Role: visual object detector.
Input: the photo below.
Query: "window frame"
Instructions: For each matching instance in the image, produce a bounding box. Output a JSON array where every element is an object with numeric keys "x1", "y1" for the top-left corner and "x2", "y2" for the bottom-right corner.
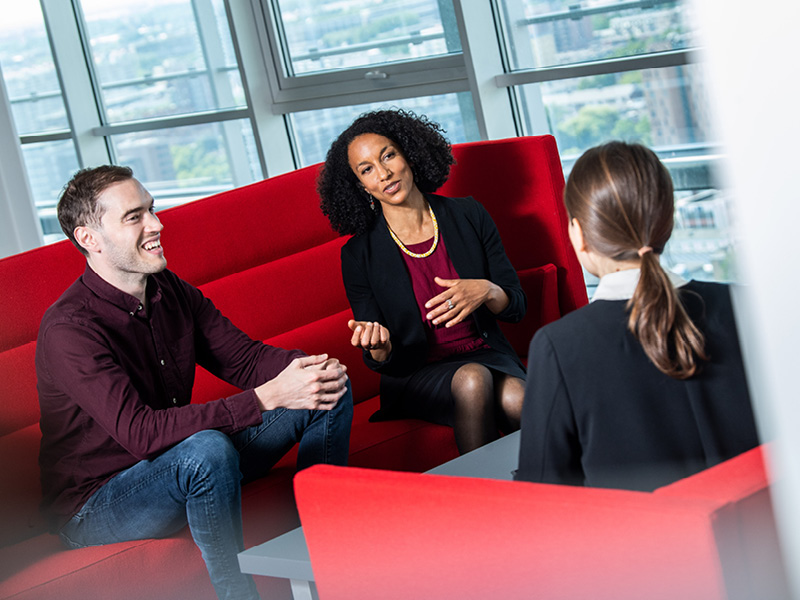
[{"x1": 251, "y1": 0, "x2": 472, "y2": 114}]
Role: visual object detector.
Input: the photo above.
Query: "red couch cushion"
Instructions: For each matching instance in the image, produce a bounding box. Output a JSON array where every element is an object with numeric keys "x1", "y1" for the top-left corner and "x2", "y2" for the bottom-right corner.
[
  {"x1": 0, "y1": 424, "x2": 45, "y2": 547},
  {"x1": 296, "y1": 465, "x2": 728, "y2": 600}
]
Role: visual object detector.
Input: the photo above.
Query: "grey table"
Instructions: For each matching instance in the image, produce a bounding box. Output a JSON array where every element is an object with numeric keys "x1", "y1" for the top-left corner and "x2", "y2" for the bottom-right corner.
[{"x1": 238, "y1": 430, "x2": 521, "y2": 600}]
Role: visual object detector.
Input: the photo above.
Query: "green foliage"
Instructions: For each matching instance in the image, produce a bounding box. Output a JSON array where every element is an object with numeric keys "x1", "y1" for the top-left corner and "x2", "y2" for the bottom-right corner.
[
  {"x1": 619, "y1": 71, "x2": 643, "y2": 85},
  {"x1": 321, "y1": 12, "x2": 421, "y2": 49},
  {"x1": 557, "y1": 104, "x2": 651, "y2": 154},
  {"x1": 170, "y1": 139, "x2": 231, "y2": 188},
  {"x1": 578, "y1": 73, "x2": 617, "y2": 90}
]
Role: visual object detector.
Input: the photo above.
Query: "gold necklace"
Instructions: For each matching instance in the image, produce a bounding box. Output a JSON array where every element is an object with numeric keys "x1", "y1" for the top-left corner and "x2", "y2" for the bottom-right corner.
[{"x1": 387, "y1": 204, "x2": 439, "y2": 259}]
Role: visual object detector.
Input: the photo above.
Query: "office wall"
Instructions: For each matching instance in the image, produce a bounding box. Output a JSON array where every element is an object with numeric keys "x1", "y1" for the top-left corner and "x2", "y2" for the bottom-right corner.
[{"x1": 697, "y1": 1, "x2": 800, "y2": 596}]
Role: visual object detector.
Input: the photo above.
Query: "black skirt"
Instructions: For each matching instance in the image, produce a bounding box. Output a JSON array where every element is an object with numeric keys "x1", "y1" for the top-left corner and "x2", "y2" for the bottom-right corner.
[{"x1": 371, "y1": 347, "x2": 526, "y2": 426}]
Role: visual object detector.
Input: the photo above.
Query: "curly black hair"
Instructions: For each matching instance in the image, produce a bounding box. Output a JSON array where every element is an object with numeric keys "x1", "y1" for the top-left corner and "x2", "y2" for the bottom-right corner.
[{"x1": 317, "y1": 108, "x2": 455, "y2": 236}]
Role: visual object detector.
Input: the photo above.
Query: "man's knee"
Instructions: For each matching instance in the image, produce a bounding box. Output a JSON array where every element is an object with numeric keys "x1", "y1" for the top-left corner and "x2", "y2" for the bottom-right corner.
[
  {"x1": 180, "y1": 430, "x2": 239, "y2": 478},
  {"x1": 335, "y1": 380, "x2": 354, "y2": 416}
]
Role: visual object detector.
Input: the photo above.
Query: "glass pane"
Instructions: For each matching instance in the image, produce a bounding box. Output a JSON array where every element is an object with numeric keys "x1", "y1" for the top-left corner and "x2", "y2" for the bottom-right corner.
[
  {"x1": 288, "y1": 92, "x2": 478, "y2": 167},
  {"x1": 110, "y1": 119, "x2": 263, "y2": 207},
  {"x1": 0, "y1": 3, "x2": 70, "y2": 135},
  {"x1": 522, "y1": 64, "x2": 711, "y2": 161},
  {"x1": 79, "y1": 0, "x2": 246, "y2": 122},
  {"x1": 667, "y1": 186, "x2": 736, "y2": 283},
  {"x1": 519, "y1": 63, "x2": 731, "y2": 285},
  {"x1": 20, "y1": 140, "x2": 81, "y2": 243},
  {"x1": 497, "y1": 0, "x2": 697, "y2": 70},
  {"x1": 273, "y1": 0, "x2": 462, "y2": 76}
]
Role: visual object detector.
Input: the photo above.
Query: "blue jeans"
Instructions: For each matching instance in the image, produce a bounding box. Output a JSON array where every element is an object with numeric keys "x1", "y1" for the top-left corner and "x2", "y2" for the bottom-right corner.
[{"x1": 59, "y1": 385, "x2": 352, "y2": 600}]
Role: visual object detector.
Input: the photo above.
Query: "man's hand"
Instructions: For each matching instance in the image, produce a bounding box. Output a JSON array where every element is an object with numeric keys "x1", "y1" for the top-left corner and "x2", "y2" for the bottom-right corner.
[{"x1": 254, "y1": 354, "x2": 348, "y2": 412}]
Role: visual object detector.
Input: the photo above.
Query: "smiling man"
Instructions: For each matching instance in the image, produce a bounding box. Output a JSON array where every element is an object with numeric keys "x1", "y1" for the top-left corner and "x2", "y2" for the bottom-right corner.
[{"x1": 35, "y1": 166, "x2": 353, "y2": 600}]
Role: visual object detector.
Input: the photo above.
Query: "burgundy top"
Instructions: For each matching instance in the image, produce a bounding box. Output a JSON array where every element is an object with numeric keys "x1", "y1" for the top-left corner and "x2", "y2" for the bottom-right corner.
[
  {"x1": 398, "y1": 234, "x2": 489, "y2": 363},
  {"x1": 36, "y1": 265, "x2": 304, "y2": 528}
]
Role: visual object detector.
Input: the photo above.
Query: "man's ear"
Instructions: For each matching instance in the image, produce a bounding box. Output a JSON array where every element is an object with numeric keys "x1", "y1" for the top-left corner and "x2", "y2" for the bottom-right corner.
[{"x1": 74, "y1": 225, "x2": 100, "y2": 255}]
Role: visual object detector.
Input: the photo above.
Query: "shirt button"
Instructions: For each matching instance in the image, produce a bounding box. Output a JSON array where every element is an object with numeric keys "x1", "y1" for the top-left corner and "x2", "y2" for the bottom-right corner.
[
  {"x1": 160, "y1": 359, "x2": 166, "y2": 366},
  {"x1": 172, "y1": 398, "x2": 177, "y2": 405},
  {"x1": 137, "y1": 304, "x2": 143, "y2": 312}
]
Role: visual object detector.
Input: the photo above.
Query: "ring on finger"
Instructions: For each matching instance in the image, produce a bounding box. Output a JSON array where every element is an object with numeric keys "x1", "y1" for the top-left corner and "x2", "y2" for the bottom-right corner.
[{"x1": 446, "y1": 299, "x2": 454, "y2": 310}]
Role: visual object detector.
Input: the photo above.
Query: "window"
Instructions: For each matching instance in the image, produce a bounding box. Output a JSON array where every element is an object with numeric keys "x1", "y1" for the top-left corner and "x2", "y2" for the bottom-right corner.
[
  {"x1": 78, "y1": 0, "x2": 262, "y2": 190},
  {"x1": 498, "y1": 0, "x2": 698, "y2": 70},
  {"x1": 0, "y1": 0, "x2": 733, "y2": 274},
  {"x1": 0, "y1": 0, "x2": 263, "y2": 243},
  {"x1": 493, "y1": 0, "x2": 731, "y2": 285},
  {"x1": 289, "y1": 92, "x2": 477, "y2": 166},
  {"x1": 0, "y1": 3, "x2": 79, "y2": 242},
  {"x1": 257, "y1": 0, "x2": 480, "y2": 160},
  {"x1": 273, "y1": 0, "x2": 462, "y2": 76}
]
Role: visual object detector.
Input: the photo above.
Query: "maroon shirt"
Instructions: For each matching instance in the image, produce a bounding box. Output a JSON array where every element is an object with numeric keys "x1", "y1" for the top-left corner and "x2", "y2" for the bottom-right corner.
[
  {"x1": 36, "y1": 265, "x2": 304, "y2": 528},
  {"x1": 399, "y1": 234, "x2": 488, "y2": 363}
]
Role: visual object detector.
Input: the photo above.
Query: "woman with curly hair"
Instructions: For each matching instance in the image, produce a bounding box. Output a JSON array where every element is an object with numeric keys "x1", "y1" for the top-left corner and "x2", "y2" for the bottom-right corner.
[
  {"x1": 318, "y1": 109, "x2": 526, "y2": 454},
  {"x1": 516, "y1": 141, "x2": 759, "y2": 491}
]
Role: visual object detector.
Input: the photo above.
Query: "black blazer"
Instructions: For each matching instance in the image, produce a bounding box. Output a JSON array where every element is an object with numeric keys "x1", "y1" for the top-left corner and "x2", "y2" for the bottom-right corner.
[
  {"x1": 341, "y1": 194, "x2": 526, "y2": 381},
  {"x1": 516, "y1": 280, "x2": 759, "y2": 491}
]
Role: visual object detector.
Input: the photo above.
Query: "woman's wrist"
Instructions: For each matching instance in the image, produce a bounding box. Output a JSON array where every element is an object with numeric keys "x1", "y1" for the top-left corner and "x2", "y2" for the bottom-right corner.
[
  {"x1": 368, "y1": 341, "x2": 392, "y2": 363},
  {"x1": 484, "y1": 281, "x2": 510, "y2": 314}
]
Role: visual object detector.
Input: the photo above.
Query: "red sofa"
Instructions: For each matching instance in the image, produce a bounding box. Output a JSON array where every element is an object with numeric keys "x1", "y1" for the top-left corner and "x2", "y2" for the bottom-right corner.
[
  {"x1": 0, "y1": 135, "x2": 587, "y2": 599},
  {"x1": 296, "y1": 446, "x2": 790, "y2": 600}
]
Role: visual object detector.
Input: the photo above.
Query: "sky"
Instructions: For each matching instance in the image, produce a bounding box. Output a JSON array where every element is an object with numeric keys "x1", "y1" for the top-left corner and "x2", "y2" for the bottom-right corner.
[{"x1": 0, "y1": 0, "x2": 184, "y2": 34}]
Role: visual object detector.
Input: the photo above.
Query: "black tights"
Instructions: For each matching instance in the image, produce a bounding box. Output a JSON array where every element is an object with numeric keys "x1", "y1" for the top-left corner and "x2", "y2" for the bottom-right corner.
[{"x1": 450, "y1": 363, "x2": 524, "y2": 454}]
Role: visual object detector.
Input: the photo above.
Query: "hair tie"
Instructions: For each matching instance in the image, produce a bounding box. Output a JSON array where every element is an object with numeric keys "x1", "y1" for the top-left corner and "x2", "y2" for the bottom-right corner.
[{"x1": 638, "y1": 246, "x2": 654, "y2": 258}]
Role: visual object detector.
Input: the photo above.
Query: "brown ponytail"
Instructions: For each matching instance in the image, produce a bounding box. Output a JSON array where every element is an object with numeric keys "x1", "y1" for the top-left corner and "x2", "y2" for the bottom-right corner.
[{"x1": 565, "y1": 142, "x2": 707, "y2": 379}]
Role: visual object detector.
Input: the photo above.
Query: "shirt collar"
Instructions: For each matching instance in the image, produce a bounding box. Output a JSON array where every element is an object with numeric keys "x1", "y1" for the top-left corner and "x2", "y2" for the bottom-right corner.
[
  {"x1": 591, "y1": 267, "x2": 688, "y2": 302},
  {"x1": 81, "y1": 263, "x2": 163, "y2": 315}
]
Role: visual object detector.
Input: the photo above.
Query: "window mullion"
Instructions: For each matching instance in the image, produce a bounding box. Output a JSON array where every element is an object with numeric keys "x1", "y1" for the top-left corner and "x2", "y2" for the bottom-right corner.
[
  {"x1": 0, "y1": 73, "x2": 43, "y2": 256},
  {"x1": 193, "y1": 0, "x2": 256, "y2": 188},
  {"x1": 40, "y1": 0, "x2": 111, "y2": 168},
  {"x1": 231, "y1": 0, "x2": 297, "y2": 175},
  {"x1": 452, "y1": 0, "x2": 519, "y2": 139}
]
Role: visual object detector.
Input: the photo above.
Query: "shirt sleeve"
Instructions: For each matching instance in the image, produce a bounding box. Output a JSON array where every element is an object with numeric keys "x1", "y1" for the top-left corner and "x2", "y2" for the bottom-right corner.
[
  {"x1": 184, "y1": 277, "x2": 305, "y2": 391},
  {"x1": 516, "y1": 327, "x2": 584, "y2": 485},
  {"x1": 38, "y1": 319, "x2": 264, "y2": 461}
]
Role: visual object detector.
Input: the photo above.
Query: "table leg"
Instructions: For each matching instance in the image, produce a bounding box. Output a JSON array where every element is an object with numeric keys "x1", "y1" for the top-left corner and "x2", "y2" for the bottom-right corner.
[{"x1": 290, "y1": 579, "x2": 318, "y2": 600}]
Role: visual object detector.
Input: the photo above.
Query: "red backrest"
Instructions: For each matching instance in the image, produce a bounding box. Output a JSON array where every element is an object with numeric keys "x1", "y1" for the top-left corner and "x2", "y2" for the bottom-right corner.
[{"x1": 295, "y1": 446, "x2": 784, "y2": 600}]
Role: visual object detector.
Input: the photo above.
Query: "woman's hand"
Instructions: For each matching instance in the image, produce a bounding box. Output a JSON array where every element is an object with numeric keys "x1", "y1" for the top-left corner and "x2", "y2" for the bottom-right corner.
[
  {"x1": 348, "y1": 319, "x2": 392, "y2": 362},
  {"x1": 425, "y1": 276, "x2": 510, "y2": 327}
]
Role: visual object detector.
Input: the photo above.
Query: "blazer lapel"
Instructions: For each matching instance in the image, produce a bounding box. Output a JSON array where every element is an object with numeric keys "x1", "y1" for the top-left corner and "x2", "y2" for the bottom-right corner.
[{"x1": 368, "y1": 213, "x2": 426, "y2": 346}]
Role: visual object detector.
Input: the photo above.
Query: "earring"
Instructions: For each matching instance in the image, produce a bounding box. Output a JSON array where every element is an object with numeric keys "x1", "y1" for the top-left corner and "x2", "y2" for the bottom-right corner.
[{"x1": 367, "y1": 194, "x2": 376, "y2": 212}]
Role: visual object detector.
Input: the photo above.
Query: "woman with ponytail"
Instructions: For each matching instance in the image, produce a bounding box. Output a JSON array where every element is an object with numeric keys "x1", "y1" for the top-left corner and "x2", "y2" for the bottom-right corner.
[{"x1": 516, "y1": 141, "x2": 759, "y2": 491}]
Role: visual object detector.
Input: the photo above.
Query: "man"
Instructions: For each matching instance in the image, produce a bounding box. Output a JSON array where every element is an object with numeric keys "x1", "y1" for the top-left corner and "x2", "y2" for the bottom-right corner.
[{"x1": 36, "y1": 165, "x2": 353, "y2": 599}]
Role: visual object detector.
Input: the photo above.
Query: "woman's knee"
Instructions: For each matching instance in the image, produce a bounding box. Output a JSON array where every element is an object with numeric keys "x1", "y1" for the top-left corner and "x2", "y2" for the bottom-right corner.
[
  {"x1": 451, "y1": 363, "x2": 493, "y2": 403},
  {"x1": 496, "y1": 376, "x2": 525, "y2": 431}
]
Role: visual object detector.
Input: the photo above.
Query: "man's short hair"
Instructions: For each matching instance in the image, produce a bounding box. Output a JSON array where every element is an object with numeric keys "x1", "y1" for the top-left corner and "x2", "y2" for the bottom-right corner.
[{"x1": 58, "y1": 165, "x2": 134, "y2": 255}]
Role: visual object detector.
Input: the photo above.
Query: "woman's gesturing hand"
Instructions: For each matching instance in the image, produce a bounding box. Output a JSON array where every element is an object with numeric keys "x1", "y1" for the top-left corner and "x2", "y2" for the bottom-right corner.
[
  {"x1": 425, "y1": 276, "x2": 510, "y2": 328},
  {"x1": 348, "y1": 319, "x2": 392, "y2": 362}
]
